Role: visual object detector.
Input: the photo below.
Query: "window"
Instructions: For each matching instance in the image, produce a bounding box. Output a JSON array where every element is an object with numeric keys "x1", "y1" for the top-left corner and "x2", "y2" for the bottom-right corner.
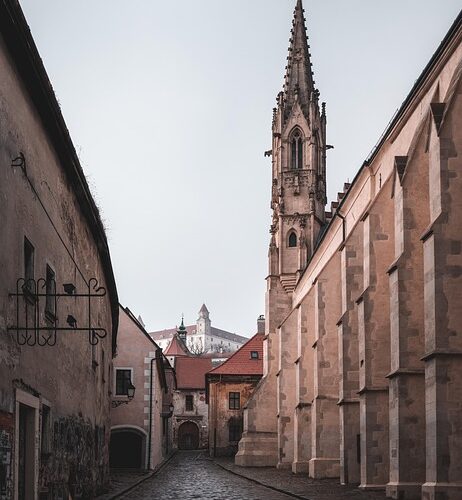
[
  {"x1": 115, "y1": 369, "x2": 132, "y2": 396},
  {"x1": 229, "y1": 392, "x2": 240, "y2": 410},
  {"x1": 185, "y1": 395, "x2": 194, "y2": 411},
  {"x1": 45, "y1": 265, "x2": 56, "y2": 320},
  {"x1": 290, "y1": 129, "x2": 303, "y2": 169},
  {"x1": 250, "y1": 351, "x2": 259, "y2": 359},
  {"x1": 228, "y1": 417, "x2": 243, "y2": 442},
  {"x1": 23, "y1": 237, "x2": 35, "y2": 294},
  {"x1": 288, "y1": 232, "x2": 297, "y2": 248}
]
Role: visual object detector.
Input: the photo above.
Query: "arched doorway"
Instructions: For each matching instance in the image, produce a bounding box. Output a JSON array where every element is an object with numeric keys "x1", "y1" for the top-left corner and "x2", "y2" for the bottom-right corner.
[
  {"x1": 110, "y1": 428, "x2": 146, "y2": 468},
  {"x1": 178, "y1": 421, "x2": 199, "y2": 450}
]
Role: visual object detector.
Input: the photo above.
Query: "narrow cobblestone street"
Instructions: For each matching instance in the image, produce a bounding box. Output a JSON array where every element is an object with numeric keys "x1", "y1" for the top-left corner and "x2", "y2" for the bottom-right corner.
[
  {"x1": 119, "y1": 451, "x2": 293, "y2": 500},
  {"x1": 116, "y1": 451, "x2": 387, "y2": 500}
]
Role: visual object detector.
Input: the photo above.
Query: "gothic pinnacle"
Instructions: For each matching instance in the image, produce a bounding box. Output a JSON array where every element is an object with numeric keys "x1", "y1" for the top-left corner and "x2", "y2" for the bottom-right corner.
[{"x1": 281, "y1": 0, "x2": 317, "y2": 120}]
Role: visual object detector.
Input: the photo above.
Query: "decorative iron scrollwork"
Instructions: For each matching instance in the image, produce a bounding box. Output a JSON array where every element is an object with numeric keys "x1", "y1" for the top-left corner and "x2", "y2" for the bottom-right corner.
[{"x1": 8, "y1": 277, "x2": 107, "y2": 347}]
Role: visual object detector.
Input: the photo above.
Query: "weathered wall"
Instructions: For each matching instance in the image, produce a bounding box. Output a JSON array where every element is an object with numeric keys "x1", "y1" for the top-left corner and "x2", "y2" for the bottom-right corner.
[
  {"x1": 208, "y1": 379, "x2": 259, "y2": 457},
  {"x1": 111, "y1": 307, "x2": 173, "y2": 471},
  {"x1": 0, "y1": 23, "x2": 116, "y2": 499},
  {"x1": 172, "y1": 390, "x2": 208, "y2": 450}
]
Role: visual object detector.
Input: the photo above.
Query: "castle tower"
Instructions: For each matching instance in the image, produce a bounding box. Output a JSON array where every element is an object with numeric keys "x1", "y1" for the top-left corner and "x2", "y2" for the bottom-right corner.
[
  {"x1": 196, "y1": 303, "x2": 211, "y2": 336},
  {"x1": 236, "y1": 0, "x2": 327, "y2": 468}
]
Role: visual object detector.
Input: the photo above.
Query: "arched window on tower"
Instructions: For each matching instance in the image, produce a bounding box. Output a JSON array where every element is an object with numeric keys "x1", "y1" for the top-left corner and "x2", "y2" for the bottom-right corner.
[
  {"x1": 290, "y1": 128, "x2": 303, "y2": 169},
  {"x1": 288, "y1": 231, "x2": 297, "y2": 248}
]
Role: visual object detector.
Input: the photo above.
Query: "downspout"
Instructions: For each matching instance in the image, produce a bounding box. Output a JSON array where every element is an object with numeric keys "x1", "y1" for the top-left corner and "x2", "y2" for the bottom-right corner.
[{"x1": 147, "y1": 356, "x2": 155, "y2": 470}]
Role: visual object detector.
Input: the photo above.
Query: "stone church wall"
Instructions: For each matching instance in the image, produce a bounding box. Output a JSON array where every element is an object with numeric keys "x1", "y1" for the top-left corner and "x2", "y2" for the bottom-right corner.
[{"x1": 238, "y1": 5, "x2": 462, "y2": 500}]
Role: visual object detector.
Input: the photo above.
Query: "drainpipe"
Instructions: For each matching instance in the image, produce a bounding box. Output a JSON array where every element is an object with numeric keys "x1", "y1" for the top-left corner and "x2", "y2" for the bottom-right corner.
[{"x1": 147, "y1": 356, "x2": 155, "y2": 470}]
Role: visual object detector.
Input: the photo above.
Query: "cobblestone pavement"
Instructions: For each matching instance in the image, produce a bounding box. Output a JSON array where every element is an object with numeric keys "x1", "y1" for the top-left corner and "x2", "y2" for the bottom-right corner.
[
  {"x1": 118, "y1": 451, "x2": 388, "y2": 500},
  {"x1": 119, "y1": 451, "x2": 294, "y2": 500},
  {"x1": 216, "y1": 457, "x2": 387, "y2": 500},
  {"x1": 97, "y1": 469, "x2": 152, "y2": 500}
]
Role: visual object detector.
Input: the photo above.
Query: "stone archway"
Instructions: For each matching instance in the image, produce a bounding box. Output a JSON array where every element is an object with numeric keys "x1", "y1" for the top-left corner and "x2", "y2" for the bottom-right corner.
[
  {"x1": 109, "y1": 427, "x2": 146, "y2": 468},
  {"x1": 178, "y1": 421, "x2": 199, "y2": 450}
]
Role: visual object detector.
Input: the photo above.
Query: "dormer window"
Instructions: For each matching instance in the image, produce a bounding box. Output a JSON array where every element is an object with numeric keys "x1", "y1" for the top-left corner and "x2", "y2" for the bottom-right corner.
[
  {"x1": 288, "y1": 231, "x2": 297, "y2": 248},
  {"x1": 250, "y1": 351, "x2": 259, "y2": 359},
  {"x1": 290, "y1": 128, "x2": 303, "y2": 169}
]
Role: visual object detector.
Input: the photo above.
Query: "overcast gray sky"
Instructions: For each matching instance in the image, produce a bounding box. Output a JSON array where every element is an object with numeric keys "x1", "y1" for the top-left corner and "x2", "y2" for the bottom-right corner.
[{"x1": 20, "y1": 0, "x2": 461, "y2": 337}]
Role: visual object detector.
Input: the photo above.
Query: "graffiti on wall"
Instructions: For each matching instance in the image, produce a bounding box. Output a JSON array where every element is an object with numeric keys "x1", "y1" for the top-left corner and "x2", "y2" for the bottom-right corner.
[{"x1": 0, "y1": 429, "x2": 12, "y2": 500}]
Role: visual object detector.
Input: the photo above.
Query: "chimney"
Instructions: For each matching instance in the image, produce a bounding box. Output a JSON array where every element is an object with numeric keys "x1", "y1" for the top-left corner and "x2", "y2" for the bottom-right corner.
[{"x1": 257, "y1": 315, "x2": 265, "y2": 334}]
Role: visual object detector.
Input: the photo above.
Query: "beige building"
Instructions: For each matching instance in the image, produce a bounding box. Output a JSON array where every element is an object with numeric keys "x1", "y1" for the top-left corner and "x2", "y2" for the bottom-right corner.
[
  {"x1": 206, "y1": 324, "x2": 264, "y2": 457},
  {"x1": 237, "y1": 2, "x2": 462, "y2": 500},
  {"x1": 171, "y1": 356, "x2": 212, "y2": 450},
  {"x1": 0, "y1": 2, "x2": 118, "y2": 498},
  {"x1": 110, "y1": 306, "x2": 175, "y2": 471}
]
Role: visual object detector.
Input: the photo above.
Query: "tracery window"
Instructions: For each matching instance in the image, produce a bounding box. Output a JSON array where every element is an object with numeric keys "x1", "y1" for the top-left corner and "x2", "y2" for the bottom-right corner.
[
  {"x1": 290, "y1": 129, "x2": 303, "y2": 169},
  {"x1": 288, "y1": 231, "x2": 297, "y2": 248}
]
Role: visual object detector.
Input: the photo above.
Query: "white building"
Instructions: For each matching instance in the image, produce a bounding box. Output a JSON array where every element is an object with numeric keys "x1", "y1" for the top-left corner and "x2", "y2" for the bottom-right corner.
[{"x1": 150, "y1": 304, "x2": 247, "y2": 354}]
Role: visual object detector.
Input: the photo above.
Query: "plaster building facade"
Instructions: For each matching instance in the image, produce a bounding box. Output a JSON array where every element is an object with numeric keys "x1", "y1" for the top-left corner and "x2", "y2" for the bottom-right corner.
[
  {"x1": 0, "y1": 1, "x2": 118, "y2": 498},
  {"x1": 206, "y1": 325, "x2": 264, "y2": 457},
  {"x1": 110, "y1": 306, "x2": 175, "y2": 471},
  {"x1": 237, "y1": 2, "x2": 462, "y2": 500},
  {"x1": 172, "y1": 356, "x2": 212, "y2": 451},
  {"x1": 151, "y1": 304, "x2": 247, "y2": 354}
]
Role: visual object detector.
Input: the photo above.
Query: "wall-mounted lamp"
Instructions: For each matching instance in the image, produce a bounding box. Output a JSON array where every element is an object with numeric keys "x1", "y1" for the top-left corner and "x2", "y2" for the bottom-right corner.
[
  {"x1": 112, "y1": 383, "x2": 136, "y2": 408},
  {"x1": 127, "y1": 383, "x2": 136, "y2": 400}
]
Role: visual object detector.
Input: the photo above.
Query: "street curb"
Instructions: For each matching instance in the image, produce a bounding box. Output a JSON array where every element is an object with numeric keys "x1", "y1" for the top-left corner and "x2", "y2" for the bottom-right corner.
[
  {"x1": 213, "y1": 461, "x2": 311, "y2": 500},
  {"x1": 104, "y1": 451, "x2": 177, "y2": 499}
]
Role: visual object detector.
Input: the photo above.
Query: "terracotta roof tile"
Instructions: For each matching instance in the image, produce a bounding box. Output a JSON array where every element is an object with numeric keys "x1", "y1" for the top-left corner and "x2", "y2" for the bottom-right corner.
[
  {"x1": 164, "y1": 335, "x2": 189, "y2": 356},
  {"x1": 175, "y1": 357, "x2": 213, "y2": 389},
  {"x1": 208, "y1": 333, "x2": 264, "y2": 376}
]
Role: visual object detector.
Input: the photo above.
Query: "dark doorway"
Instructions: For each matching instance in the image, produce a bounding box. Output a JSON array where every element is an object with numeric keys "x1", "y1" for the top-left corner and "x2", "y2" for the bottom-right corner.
[
  {"x1": 109, "y1": 430, "x2": 144, "y2": 468},
  {"x1": 178, "y1": 421, "x2": 199, "y2": 450},
  {"x1": 18, "y1": 404, "x2": 35, "y2": 500}
]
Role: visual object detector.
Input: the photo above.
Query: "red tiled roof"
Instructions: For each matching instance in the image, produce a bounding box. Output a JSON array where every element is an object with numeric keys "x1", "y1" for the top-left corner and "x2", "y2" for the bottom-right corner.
[
  {"x1": 208, "y1": 333, "x2": 264, "y2": 376},
  {"x1": 164, "y1": 334, "x2": 189, "y2": 356},
  {"x1": 175, "y1": 357, "x2": 213, "y2": 389}
]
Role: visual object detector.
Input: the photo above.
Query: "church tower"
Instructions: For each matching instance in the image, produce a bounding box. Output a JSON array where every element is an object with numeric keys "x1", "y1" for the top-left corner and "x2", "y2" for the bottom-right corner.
[
  {"x1": 269, "y1": 0, "x2": 327, "y2": 293},
  {"x1": 236, "y1": 0, "x2": 327, "y2": 468}
]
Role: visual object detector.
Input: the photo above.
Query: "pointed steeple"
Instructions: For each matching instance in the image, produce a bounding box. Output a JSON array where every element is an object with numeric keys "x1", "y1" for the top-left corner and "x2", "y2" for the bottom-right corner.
[
  {"x1": 177, "y1": 314, "x2": 187, "y2": 343},
  {"x1": 283, "y1": 0, "x2": 316, "y2": 118},
  {"x1": 198, "y1": 303, "x2": 209, "y2": 318}
]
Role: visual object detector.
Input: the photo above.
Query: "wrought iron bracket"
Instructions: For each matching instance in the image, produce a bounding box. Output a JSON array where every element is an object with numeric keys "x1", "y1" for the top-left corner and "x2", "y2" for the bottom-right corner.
[{"x1": 8, "y1": 277, "x2": 107, "y2": 347}]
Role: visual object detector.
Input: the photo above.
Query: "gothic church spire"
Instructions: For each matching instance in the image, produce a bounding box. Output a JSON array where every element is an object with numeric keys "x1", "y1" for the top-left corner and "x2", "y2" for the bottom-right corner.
[{"x1": 283, "y1": 0, "x2": 316, "y2": 118}]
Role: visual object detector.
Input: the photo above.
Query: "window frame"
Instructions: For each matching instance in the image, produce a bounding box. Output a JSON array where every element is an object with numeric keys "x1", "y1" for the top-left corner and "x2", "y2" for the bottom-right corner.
[
  {"x1": 45, "y1": 264, "x2": 57, "y2": 321},
  {"x1": 114, "y1": 368, "x2": 133, "y2": 396},
  {"x1": 185, "y1": 394, "x2": 194, "y2": 412},
  {"x1": 229, "y1": 391, "x2": 240, "y2": 410},
  {"x1": 290, "y1": 128, "x2": 304, "y2": 170},
  {"x1": 288, "y1": 231, "x2": 298, "y2": 248},
  {"x1": 250, "y1": 351, "x2": 259, "y2": 360},
  {"x1": 228, "y1": 417, "x2": 243, "y2": 442},
  {"x1": 23, "y1": 236, "x2": 35, "y2": 300}
]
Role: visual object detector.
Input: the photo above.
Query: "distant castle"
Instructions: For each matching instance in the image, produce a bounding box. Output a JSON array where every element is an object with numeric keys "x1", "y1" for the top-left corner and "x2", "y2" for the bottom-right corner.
[{"x1": 150, "y1": 304, "x2": 248, "y2": 354}]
